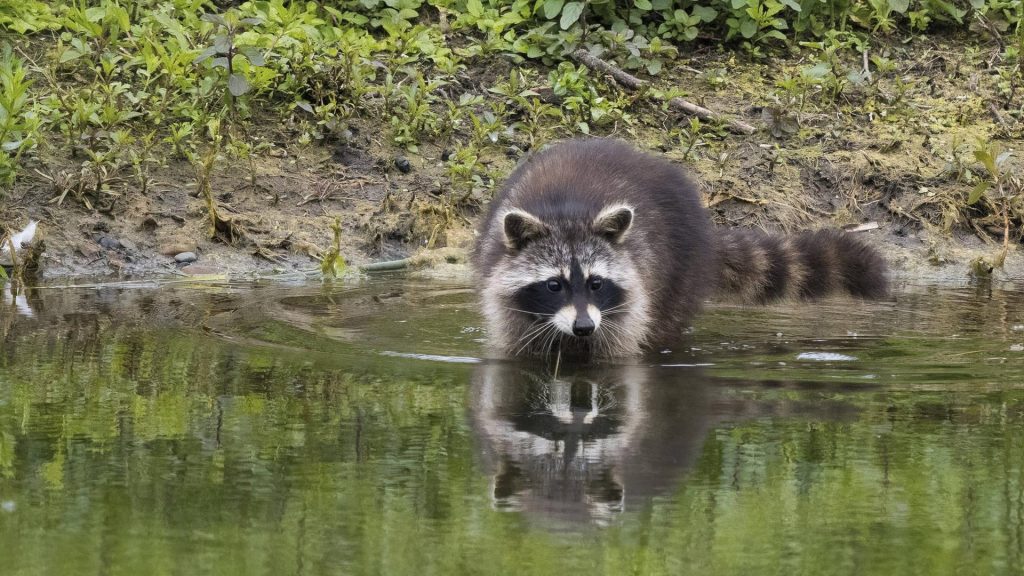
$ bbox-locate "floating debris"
[380,351,481,364]
[796,352,858,361]
[1,220,38,266]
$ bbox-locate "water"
[2,280,1024,575]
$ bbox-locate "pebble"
[118,238,137,251]
[1011,344,1023,352]
[97,236,121,250]
[174,251,198,263]
[159,242,196,256]
[77,243,101,258]
[395,156,411,173]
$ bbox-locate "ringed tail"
[715,228,889,303]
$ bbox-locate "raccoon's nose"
[572,316,595,337]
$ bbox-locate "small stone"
[97,236,121,250]
[174,251,198,263]
[440,149,452,161]
[395,156,411,173]
[159,242,197,256]
[118,238,137,251]
[77,243,101,258]
[1011,344,1023,352]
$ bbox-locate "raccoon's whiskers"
[598,318,631,357]
[540,327,562,364]
[513,321,556,356]
[509,321,546,353]
[600,302,631,316]
[502,306,553,317]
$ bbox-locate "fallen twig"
[843,221,880,233]
[359,258,411,272]
[571,49,756,135]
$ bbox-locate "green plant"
[193,10,266,115]
[968,141,1022,262]
[678,117,705,160]
[0,46,38,189]
[321,216,347,279]
[0,0,59,33]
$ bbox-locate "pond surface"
[2,279,1024,575]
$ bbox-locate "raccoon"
[473,138,888,359]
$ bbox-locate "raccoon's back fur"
[474,138,888,358]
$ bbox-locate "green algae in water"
[2,282,1024,575]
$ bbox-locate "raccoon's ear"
[592,204,634,244]
[502,209,549,251]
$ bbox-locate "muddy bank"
[4,147,1022,287]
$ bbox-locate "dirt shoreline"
[4,138,1023,286]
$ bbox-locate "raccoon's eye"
[589,277,603,291]
[546,279,563,292]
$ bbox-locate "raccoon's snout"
[572,316,595,337]
[553,304,601,338]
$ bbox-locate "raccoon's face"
[493,204,641,350]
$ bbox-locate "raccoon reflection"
[473,138,889,359]
[469,363,715,526]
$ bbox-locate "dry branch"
[571,49,756,135]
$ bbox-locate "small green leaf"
[973,149,996,175]
[227,73,250,96]
[200,13,227,26]
[692,5,718,21]
[544,0,565,19]
[740,19,757,38]
[467,0,484,16]
[560,1,584,29]
[968,181,990,205]
[238,46,265,66]
[193,46,219,64]
[59,49,85,64]
[634,0,653,10]
[84,7,106,22]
